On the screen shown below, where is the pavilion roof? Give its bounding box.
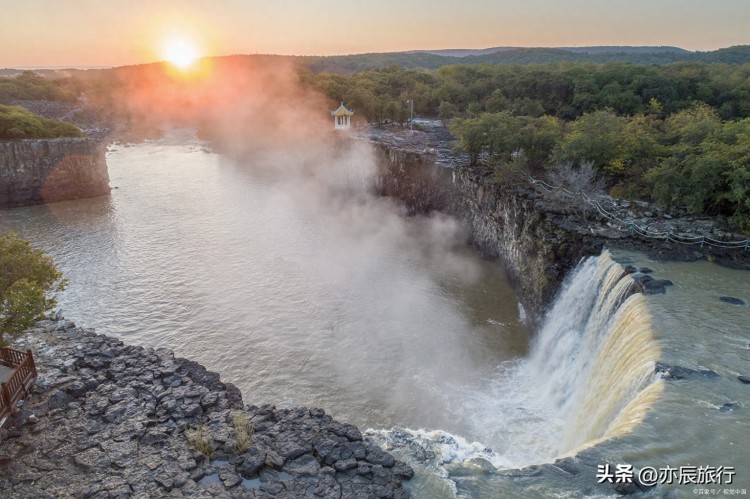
[331,102,354,116]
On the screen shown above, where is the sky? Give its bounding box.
[2,0,749,68]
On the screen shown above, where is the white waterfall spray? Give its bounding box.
[371,251,663,479]
[526,251,663,454]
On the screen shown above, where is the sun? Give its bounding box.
[162,37,200,69]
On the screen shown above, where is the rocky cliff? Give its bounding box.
[368,125,750,325]
[0,138,110,208]
[373,142,598,326]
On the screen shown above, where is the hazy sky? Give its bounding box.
[2,0,749,67]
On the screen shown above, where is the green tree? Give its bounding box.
[555,109,627,172]
[0,233,67,345]
[449,117,487,165]
[438,101,458,121]
[663,103,721,145]
[516,115,563,173]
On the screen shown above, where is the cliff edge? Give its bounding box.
[0,138,110,208]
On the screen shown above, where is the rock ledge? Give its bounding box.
[0,319,412,498]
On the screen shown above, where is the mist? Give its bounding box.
[71,59,530,442]
[194,64,499,429]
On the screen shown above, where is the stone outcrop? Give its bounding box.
[371,136,602,325]
[0,138,110,208]
[0,319,412,498]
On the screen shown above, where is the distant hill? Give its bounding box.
[411,45,690,58]
[461,47,692,65]
[561,46,690,55]
[303,45,750,73]
[6,45,750,78]
[0,68,81,79]
[408,47,518,57]
[692,45,750,64]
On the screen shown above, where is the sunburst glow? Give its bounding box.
[162,37,199,69]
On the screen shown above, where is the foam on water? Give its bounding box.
[373,252,663,491]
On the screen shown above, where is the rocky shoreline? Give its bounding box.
[0,318,413,498]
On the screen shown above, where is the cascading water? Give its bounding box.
[526,251,663,454]
[373,251,663,490]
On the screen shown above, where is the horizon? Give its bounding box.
[3,43,746,72]
[1,0,749,67]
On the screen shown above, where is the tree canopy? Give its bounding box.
[0,71,79,104]
[0,233,67,345]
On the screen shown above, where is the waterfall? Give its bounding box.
[370,251,663,479]
[527,250,663,454]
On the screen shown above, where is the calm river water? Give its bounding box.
[0,130,529,446]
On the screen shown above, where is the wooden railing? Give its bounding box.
[0,348,37,425]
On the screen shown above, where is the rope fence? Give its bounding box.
[521,172,750,251]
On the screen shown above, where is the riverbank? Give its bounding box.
[0,317,413,498]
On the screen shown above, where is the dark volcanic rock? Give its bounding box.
[642,281,666,295]
[632,273,654,286]
[655,362,720,380]
[630,270,674,296]
[738,375,750,385]
[237,447,265,477]
[641,279,673,295]
[720,296,746,306]
[0,318,412,498]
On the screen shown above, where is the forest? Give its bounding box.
[302,45,750,73]
[304,62,750,231]
[2,58,749,230]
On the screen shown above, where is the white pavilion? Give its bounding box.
[331,102,354,130]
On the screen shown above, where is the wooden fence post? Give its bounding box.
[26,350,36,377]
[0,382,9,411]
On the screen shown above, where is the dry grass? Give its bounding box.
[232,410,254,453]
[185,424,215,459]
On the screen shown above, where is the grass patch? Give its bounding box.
[232,410,254,453]
[185,424,215,459]
[0,104,84,139]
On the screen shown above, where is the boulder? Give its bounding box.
[655,362,719,380]
[720,296,746,306]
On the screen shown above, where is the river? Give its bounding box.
[1,131,748,498]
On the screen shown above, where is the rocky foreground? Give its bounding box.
[0,319,413,498]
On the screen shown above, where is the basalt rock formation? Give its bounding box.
[0,319,412,498]
[0,138,110,208]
